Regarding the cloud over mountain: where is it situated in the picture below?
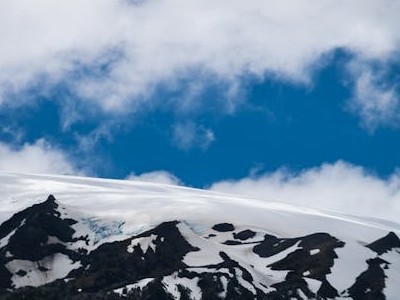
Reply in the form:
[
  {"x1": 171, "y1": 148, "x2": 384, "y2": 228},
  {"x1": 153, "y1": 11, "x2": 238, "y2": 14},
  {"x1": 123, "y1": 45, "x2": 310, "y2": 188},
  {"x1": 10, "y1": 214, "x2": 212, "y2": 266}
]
[{"x1": 210, "y1": 161, "x2": 400, "y2": 224}]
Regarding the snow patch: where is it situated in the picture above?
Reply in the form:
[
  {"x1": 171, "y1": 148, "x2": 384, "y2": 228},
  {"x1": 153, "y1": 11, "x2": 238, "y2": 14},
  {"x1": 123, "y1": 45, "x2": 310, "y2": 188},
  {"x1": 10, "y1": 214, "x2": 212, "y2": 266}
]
[
  {"x1": 178, "y1": 222, "x2": 224, "y2": 266},
  {"x1": 326, "y1": 239, "x2": 373, "y2": 293},
  {"x1": 0, "y1": 219, "x2": 25, "y2": 249},
  {"x1": 219, "y1": 276, "x2": 228, "y2": 298},
  {"x1": 114, "y1": 278, "x2": 154, "y2": 296},
  {"x1": 304, "y1": 277, "x2": 322, "y2": 295},
  {"x1": 6, "y1": 253, "x2": 81, "y2": 288},
  {"x1": 0, "y1": 229, "x2": 17, "y2": 249},
  {"x1": 47, "y1": 235, "x2": 64, "y2": 245},
  {"x1": 309, "y1": 249, "x2": 320, "y2": 255},
  {"x1": 127, "y1": 234, "x2": 158, "y2": 254}
]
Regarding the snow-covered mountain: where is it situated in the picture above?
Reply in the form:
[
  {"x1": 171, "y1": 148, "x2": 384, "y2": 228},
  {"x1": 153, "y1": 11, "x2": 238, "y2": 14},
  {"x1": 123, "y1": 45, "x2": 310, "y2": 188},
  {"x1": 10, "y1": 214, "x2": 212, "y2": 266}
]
[{"x1": 0, "y1": 173, "x2": 399, "y2": 299}]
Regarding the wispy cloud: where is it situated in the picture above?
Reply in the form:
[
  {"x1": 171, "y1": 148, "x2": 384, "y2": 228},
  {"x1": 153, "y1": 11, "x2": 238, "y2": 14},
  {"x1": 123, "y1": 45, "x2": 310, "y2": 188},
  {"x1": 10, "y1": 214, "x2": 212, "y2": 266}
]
[
  {"x1": 347, "y1": 61, "x2": 400, "y2": 131},
  {"x1": 1, "y1": 0, "x2": 400, "y2": 127},
  {"x1": 172, "y1": 121, "x2": 215, "y2": 151}
]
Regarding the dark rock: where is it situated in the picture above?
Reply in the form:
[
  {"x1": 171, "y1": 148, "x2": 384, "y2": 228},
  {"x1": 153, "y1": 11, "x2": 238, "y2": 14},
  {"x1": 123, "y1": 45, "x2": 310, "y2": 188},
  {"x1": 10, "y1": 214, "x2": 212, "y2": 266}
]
[
  {"x1": 270, "y1": 271, "x2": 318, "y2": 299},
  {"x1": 0, "y1": 262, "x2": 12, "y2": 292},
  {"x1": 74, "y1": 221, "x2": 199, "y2": 293},
  {"x1": 223, "y1": 240, "x2": 243, "y2": 245},
  {"x1": 212, "y1": 223, "x2": 235, "y2": 232},
  {"x1": 233, "y1": 230, "x2": 256, "y2": 241},
  {"x1": 0, "y1": 194, "x2": 87, "y2": 295},
  {"x1": 253, "y1": 234, "x2": 295, "y2": 258},
  {"x1": 15, "y1": 270, "x2": 27, "y2": 277},
  {"x1": 254, "y1": 232, "x2": 345, "y2": 298},
  {"x1": 347, "y1": 257, "x2": 387, "y2": 300},
  {"x1": 367, "y1": 231, "x2": 400, "y2": 255},
  {"x1": 1, "y1": 194, "x2": 79, "y2": 261}
]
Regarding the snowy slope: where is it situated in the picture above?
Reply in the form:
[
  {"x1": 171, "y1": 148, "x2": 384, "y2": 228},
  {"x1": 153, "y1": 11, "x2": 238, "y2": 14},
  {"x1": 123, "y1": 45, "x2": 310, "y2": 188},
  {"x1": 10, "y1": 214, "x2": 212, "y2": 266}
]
[{"x1": 0, "y1": 173, "x2": 399, "y2": 299}]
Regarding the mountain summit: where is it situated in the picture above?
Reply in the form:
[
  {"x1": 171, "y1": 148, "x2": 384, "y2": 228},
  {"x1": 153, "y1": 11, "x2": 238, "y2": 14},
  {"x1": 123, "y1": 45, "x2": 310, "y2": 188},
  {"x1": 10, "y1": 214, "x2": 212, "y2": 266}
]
[{"x1": 0, "y1": 173, "x2": 399, "y2": 299}]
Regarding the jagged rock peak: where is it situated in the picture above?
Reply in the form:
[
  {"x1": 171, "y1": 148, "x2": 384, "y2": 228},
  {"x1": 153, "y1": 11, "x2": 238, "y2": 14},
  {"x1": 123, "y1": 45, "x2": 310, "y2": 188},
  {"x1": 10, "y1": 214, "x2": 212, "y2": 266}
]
[
  {"x1": 367, "y1": 231, "x2": 400, "y2": 255},
  {"x1": 45, "y1": 194, "x2": 57, "y2": 204}
]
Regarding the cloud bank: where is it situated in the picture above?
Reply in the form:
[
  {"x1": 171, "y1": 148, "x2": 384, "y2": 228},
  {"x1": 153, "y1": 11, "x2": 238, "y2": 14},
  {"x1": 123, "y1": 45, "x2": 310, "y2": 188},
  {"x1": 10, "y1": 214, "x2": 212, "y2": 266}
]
[
  {"x1": 0, "y1": 139, "x2": 79, "y2": 175},
  {"x1": 1, "y1": 0, "x2": 400, "y2": 125},
  {"x1": 210, "y1": 161, "x2": 400, "y2": 223}
]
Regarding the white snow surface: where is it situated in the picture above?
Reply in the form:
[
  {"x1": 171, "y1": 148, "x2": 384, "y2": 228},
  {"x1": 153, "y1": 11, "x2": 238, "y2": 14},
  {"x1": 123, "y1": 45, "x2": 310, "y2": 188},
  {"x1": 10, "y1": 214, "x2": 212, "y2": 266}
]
[
  {"x1": 179, "y1": 222, "x2": 224, "y2": 266},
  {"x1": 326, "y1": 239, "x2": 373, "y2": 292},
  {"x1": 0, "y1": 173, "x2": 398, "y2": 243}
]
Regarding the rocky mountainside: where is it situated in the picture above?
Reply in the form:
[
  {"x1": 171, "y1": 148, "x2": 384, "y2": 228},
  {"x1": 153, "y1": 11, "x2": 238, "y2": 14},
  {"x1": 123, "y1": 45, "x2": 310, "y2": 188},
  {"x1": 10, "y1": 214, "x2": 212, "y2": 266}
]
[{"x1": 0, "y1": 173, "x2": 399, "y2": 299}]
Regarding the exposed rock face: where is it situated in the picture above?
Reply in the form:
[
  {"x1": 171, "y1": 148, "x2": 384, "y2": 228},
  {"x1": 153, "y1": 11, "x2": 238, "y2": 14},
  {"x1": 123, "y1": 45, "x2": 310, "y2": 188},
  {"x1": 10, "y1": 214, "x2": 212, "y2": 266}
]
[
  {"x1": 0, "y1": 196, "x2": 399, "y2": 300},
  {"x1": 1, "y1": 195, "x2": 82, "y2": 258},
  {"x1": 0, "y1": 195, "x2": 86, "y2": 292},
  {"x1": 367, "y1": 232, "x2": 400, "y2": 255},
  {"x1": 211, "y1": 223, "x2": 235, "y2": 232}
]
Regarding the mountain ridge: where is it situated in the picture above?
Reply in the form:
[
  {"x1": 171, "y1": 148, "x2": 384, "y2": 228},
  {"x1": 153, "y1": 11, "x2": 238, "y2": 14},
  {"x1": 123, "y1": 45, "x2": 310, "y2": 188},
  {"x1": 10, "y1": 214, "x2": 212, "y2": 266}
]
[{"x1": 0, "y1": 174, "x2": 399, "y2": 299}]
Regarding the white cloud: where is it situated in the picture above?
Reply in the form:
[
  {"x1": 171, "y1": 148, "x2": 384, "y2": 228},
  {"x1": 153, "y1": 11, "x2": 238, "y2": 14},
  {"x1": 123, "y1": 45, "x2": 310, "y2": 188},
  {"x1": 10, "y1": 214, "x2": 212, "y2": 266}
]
[
  {"x1": 0, "y1": 139, "x2": 79, "y2": 175},
  {"x1": 126, "y1": 170, "x2": 181, "y2": 185},
  {"x1": 209, "y1": 161, "x2": 400, "y2": 223},
  {"x1": 347, "y1": 62, "x2": 400, "y2": 131},
  {"x1": 172, "y1": 121, "x2": 215, "y2": 150},
  {"x1": 1, "y1": 0, "x2": 400, "y2": 122}
]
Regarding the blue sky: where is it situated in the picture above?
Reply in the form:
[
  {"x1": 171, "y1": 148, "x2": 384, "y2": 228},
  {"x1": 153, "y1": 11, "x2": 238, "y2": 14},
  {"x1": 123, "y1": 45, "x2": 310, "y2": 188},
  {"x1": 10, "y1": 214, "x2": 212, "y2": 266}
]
[{"x1": 1, "y1": 0, "x2": 400, "y2": 219}]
